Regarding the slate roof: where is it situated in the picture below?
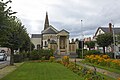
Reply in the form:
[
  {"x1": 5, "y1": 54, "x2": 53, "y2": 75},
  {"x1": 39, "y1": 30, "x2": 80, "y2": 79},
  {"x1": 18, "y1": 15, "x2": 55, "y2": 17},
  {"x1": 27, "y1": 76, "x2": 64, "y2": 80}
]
[
  {"x1": 42, "y1": 25, "x2": 58, "y2": 34},
  {"x1": 58, "y1": 29, "x2": 69, "y2": 34},
  {"x1": 42, "y1": 27, "x2": 58, "y2": 34},
  {"x1": 31, "y1": 34, "x2": 41, "y2": 38},
  {"x1": 100, "y1": 27, "x2": 120, "y2": 34}
]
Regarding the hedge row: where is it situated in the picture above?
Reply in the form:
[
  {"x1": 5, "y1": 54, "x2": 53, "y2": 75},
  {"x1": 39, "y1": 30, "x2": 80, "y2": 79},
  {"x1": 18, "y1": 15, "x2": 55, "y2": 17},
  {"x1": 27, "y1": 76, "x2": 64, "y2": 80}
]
[{"x1": 14, "y1": 49, "x2": 53, "y2": 63}]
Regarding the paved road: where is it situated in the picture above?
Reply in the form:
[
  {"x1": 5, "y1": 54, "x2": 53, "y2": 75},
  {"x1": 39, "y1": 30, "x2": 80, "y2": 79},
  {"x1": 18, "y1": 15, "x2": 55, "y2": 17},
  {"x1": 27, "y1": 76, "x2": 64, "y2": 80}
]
[{"x1": 0, "y1": 56, "x2": 10, "y2": 69}]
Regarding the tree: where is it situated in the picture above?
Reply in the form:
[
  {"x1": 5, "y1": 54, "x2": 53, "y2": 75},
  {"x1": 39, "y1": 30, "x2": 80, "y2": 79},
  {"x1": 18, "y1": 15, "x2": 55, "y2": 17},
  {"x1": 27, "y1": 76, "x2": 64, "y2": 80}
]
[
  {"x1": 117, "y1": 34, "x2": 120, "y2": 44},
  {"x1": 96, "y1": 33, "x2": 113, "y2": 54},
  {"x1": 85, "y1": 41, "x2": 95, "y2": 50},
  {"x1": 0, "y1": 0, "x2": 30, "y2": 65}
]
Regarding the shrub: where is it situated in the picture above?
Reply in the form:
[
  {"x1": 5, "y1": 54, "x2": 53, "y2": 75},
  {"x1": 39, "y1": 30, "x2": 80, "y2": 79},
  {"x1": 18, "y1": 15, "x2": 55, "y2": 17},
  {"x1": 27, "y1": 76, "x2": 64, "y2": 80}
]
[
  {"x1": 29, "y1": 50, "x2": 40, "y2": 60},
  {"x1": 76, "y1": 49, "x2": 87, "y2": 58},
  {"x1": 85, "y1": 54, "x2": 120, "y2": 70},
  {"x1": 106, "y1": 52, "x2": 114, "y2": 58},
  {"x1": 49, "y1": 56, "x2": 55, "y2": 62},
  {"x1": 62, "y1": 56, "x2": 69, "y2": 66},
  {"x1": 29, "y1": 49, "x2": 53, "y2": 60},
  {"x1": 14, "y1": 54, "x2": 23, "y2": 63},
  {"x1": 84, "y1": 50, "x2": 101, "y2": 55}
]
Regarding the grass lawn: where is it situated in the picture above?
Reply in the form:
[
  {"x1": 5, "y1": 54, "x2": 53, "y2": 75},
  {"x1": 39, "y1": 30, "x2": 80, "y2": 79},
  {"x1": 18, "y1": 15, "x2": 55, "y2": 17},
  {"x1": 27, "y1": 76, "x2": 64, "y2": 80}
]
[{"x1": 0, "y1": 62, "x2": 83, "y2": 80}]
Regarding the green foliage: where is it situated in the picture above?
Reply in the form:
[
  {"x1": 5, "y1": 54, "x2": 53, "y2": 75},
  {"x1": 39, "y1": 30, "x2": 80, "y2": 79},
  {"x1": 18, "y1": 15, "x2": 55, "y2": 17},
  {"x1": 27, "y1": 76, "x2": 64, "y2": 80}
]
[
  {"x1": 14, "y1": 52, "x2": 29, "y2": 63},
  {"x1": 29, "y1": 49, "x2": 53, "y2": 60},
  {"x1": 49, "y1": 56, "x2": 55, "y2": 62},
  {"x1": 62, "y1": 56, "x2": 69, "y2": 66},
  {"x1": 85, "y1": 41, "x2": 95, "y2": 50},
  {"x1": 76, "y1": 49, "x2": 87, "y2": 58},
  {"x1": 106, "y1": 52, "x2": 114, "y2": 58},
  {"x1": 96, "y1": 33, "x2": 113, "y2": 53},
  {"x1": 14, "y1": 54, "x2": 23, "y2": 63},
  {"x1": 0, "y1": 0, "x2": 31, "y2": 65},
  {"x1": 84, "y1": 50, "x2": 101, "y2": 55},
  {"x1": 117, "y1": 34, "x2": 120, "y2": 44}
]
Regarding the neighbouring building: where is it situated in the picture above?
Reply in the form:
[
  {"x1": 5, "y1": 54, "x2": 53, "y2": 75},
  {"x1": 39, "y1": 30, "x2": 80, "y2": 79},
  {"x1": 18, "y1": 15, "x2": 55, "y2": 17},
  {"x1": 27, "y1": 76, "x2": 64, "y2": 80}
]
[
  {"x1": 31, "y1": 12, "x2": 79, "y2": 55},
  {"x1": 0, "y1": 47, "x2": 11, "y2": 55},
  {"x1": 93, "y1": 23, "x2": 120, "y2": 53}
]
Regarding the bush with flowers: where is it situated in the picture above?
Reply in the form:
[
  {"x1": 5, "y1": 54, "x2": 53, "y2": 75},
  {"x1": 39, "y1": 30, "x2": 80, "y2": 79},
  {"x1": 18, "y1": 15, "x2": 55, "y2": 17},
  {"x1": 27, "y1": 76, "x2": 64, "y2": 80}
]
[
  {"x1": 55, "y1": 55, "x2": 115, "y2": 80},
  {"x1": 49, "y1": 56, "x2": 55, "y2": 62},
  {"x1": 85, "y1": 54, "x2": 120, "y2": 70},
  {"x1": 62, "y1": 56, "x2": 69, "y2": 66}
]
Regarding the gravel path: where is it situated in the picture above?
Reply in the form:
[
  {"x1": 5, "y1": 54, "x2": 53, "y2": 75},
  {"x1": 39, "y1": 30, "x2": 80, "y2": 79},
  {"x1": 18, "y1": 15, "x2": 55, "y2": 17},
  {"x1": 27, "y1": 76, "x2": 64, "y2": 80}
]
[{"x1": 76, "y1": 62, "x2": 120, "y2": 79}]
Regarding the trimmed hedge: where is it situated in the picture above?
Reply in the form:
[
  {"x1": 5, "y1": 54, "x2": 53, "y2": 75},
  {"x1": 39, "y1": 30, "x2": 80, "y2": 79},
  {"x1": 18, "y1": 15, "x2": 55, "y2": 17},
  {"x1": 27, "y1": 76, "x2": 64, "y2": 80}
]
[
  {"x1": 29, "y1": 49, "x2": 53, "y2": 60},
  {"x1": 84, "y1": 50, "x2": 101, "y2": 55},
  {"x1": 76, "y1": 49, "x2": 101, "y2": 58}
]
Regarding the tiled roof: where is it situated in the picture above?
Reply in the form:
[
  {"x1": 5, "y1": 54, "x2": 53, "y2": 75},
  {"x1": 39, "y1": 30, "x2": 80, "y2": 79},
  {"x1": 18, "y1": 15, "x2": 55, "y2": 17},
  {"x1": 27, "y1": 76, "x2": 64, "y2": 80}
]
[{"x1": 31, "y1": 34, "x2": 41, "y2": 38}]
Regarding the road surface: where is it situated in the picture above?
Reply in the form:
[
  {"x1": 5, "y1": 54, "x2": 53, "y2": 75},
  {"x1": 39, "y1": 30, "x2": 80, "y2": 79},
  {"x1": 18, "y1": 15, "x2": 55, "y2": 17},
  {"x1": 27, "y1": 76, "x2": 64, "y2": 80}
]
[{"x1": 0, "y1": 56, "x2": 10, "y2": 69}]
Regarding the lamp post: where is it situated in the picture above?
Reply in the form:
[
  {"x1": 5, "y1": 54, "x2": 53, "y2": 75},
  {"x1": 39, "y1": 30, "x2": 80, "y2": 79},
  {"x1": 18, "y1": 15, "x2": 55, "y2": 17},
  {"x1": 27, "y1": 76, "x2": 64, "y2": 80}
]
[
  {"x1": 112, "y1": 24, "x2": 116, "y2": 59},
  {"x1": 81, "y1": 20, "x2": 84, "y2": 59}
]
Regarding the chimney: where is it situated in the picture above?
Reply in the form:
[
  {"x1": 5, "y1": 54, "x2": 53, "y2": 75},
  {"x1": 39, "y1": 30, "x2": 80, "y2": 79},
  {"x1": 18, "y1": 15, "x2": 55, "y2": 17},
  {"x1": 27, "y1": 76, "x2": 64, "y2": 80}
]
[
  {"x1": 109, "y1": 23, "x2": 112, "y2": 33},
  {"x1": 72, "y1": 38, "x2": 74, "y2": 43}
]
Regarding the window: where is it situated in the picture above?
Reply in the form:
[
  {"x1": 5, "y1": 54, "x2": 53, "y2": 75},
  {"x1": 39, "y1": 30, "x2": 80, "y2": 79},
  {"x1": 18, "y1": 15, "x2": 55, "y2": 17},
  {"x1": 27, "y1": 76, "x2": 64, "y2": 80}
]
[
  {"x1": 45, "y1": 41, "x2": 47, "y2": 46},
  {"x1": 119, "y1": 47, "x2": 120, "y2": 52},
  {"x1": 37, "y1": 44, "x2": 40, "y2": 50}
]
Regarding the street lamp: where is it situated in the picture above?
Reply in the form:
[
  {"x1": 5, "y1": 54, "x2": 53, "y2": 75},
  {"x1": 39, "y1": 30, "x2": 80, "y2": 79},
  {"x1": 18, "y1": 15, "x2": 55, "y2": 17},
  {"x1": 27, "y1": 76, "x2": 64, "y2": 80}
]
[{"x1": 81, "y1": 20, "x2": 84, "y2": 59}]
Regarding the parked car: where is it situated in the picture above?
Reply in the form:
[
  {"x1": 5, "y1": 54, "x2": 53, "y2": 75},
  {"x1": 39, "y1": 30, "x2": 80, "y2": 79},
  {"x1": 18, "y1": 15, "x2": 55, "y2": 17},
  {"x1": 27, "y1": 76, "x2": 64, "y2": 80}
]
[{"x1": 0, "y1": 53, "x2": 7, "y2": 61}]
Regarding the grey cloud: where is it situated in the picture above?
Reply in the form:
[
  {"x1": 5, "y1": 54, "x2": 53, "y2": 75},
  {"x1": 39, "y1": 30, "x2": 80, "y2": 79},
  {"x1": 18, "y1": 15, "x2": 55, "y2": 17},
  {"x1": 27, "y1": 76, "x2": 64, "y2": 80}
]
[{"x1": 14, "y1": 0, "x2": 120, "y2": 39}]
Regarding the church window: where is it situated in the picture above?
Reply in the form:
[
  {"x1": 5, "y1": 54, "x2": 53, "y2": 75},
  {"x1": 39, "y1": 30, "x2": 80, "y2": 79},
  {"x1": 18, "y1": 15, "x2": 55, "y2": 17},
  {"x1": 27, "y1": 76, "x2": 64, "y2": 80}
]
[
  {"x1": 45, "y1": 41, "x2": 47, "y2": 46},
  {"x1": 37, "y1": 44, "x2": 40, "y2": 50}
]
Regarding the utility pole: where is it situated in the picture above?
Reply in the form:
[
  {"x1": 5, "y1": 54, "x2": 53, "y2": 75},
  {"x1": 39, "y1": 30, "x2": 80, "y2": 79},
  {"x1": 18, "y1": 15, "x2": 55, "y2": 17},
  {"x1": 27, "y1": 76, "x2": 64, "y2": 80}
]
[
  {"x1": 81, "y1": 20, "x2": 84, "y2": 59},
  {"x1": 112, "y1": 24, "x2": 116, "y2": 59}
]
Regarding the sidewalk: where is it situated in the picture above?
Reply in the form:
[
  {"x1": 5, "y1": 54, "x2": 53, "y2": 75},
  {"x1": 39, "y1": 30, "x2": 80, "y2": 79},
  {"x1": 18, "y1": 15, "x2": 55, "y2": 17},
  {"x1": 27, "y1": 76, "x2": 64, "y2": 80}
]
[
  {"x1": 76, "y1": 62, "x2": 120, "y2": 79},
  {"x1": 0, "y1": 62, "x2": 23, "y2": 79}
]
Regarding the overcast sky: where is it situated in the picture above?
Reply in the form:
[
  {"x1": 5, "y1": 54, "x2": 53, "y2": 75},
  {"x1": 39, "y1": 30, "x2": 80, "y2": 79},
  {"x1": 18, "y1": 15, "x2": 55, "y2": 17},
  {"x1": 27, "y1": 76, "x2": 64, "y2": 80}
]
[{"x1": 10, "y1": 0, "x2": 120, "y2": 39}]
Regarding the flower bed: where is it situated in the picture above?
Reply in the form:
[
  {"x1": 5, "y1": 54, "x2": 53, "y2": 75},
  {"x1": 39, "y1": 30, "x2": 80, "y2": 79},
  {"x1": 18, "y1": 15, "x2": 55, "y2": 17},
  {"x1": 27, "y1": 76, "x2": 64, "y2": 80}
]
[
  {"x1": 56, "y1": 56, "x2": 110, "y2": 80},
  {"x1": 85, "y1": 55, "x2": 120, "y2": 70}
]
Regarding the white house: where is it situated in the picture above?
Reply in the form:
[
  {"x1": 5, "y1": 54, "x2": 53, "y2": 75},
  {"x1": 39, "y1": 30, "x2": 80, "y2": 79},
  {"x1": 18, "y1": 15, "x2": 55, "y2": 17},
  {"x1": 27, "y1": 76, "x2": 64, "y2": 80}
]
[{"x1": 93, "y1": 23, "x2": 120, "y2": 53}]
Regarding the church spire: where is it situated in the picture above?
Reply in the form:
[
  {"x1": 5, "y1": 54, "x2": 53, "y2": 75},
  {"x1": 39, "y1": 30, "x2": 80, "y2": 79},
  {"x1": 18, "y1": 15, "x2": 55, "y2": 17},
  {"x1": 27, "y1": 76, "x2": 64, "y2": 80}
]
[{"x1": 44, "y1": 12, "x2": 49, "y2": 30}]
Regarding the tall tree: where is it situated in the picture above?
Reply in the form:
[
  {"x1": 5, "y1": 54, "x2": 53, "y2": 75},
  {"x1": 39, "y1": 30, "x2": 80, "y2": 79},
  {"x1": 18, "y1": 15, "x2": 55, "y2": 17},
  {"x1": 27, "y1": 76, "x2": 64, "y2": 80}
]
[
  {"x1": 96, "y1": 33, "x2": 113, "y2": 54},
  {"x1": 85, "y1": 41, "x2": 95, "y2": 50},
  {"x1": 0, "y1": 0, "x2": 30, "y2": 65}
]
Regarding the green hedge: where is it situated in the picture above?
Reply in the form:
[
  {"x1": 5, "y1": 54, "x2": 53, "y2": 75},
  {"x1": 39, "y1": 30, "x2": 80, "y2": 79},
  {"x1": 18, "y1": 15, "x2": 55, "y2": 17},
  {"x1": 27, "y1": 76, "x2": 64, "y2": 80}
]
[
  {"x1": 76, "y1": 49, "x2": 101, "y2": 58},
  {"x1": 14, "y1": 52, "x2": 29, "y2": 63},
  {"x1": 84, "y1": 50, "x2": 101, "y2": 55},
  {"x1": 76, "y1": 49, "x2": 87, "y2": 58},
  {"x1": 14, "y1": 49, "x2": 53, "y2": 62},
  {"x1": 14, "y1": 54, "x2": 23, "y2": 63},
  {"x1": 29, "y1": 49, "x2": 53, "y2": 60}
]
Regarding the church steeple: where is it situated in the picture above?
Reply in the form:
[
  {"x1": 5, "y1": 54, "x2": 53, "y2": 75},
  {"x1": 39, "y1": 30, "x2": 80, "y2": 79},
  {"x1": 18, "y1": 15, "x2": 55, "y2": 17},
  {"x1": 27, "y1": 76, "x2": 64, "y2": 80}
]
[{"x1": 44, "y1": 12, "x2": 49, "y2": 30}]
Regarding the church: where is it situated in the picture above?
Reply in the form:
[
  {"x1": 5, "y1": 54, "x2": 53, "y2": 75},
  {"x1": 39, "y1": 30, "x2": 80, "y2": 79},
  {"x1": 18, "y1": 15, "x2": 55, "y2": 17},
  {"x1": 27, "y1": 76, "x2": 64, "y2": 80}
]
[{"x1": 31, "y1": 12, "x2": 79, "y2": 55}]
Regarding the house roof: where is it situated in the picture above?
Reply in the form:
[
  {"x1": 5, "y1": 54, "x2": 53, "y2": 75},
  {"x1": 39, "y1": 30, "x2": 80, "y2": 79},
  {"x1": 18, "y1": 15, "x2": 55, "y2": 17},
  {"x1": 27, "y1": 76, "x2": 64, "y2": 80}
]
[
  {"x1": 94, "y1": 27, "x2": 120, "y2": 37},
  {"x1": 42, "y1": 25, "x2": 58, "y2": 34},
  {"x1": 100, "y1": 27, "x2": 120, "y2": 34},
  {"x1": 31, "y1": 34, "x2": 41, "y2": 38},
  {"x1": 58, "y1": 29, "x2": 69, "y2": 34}
]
